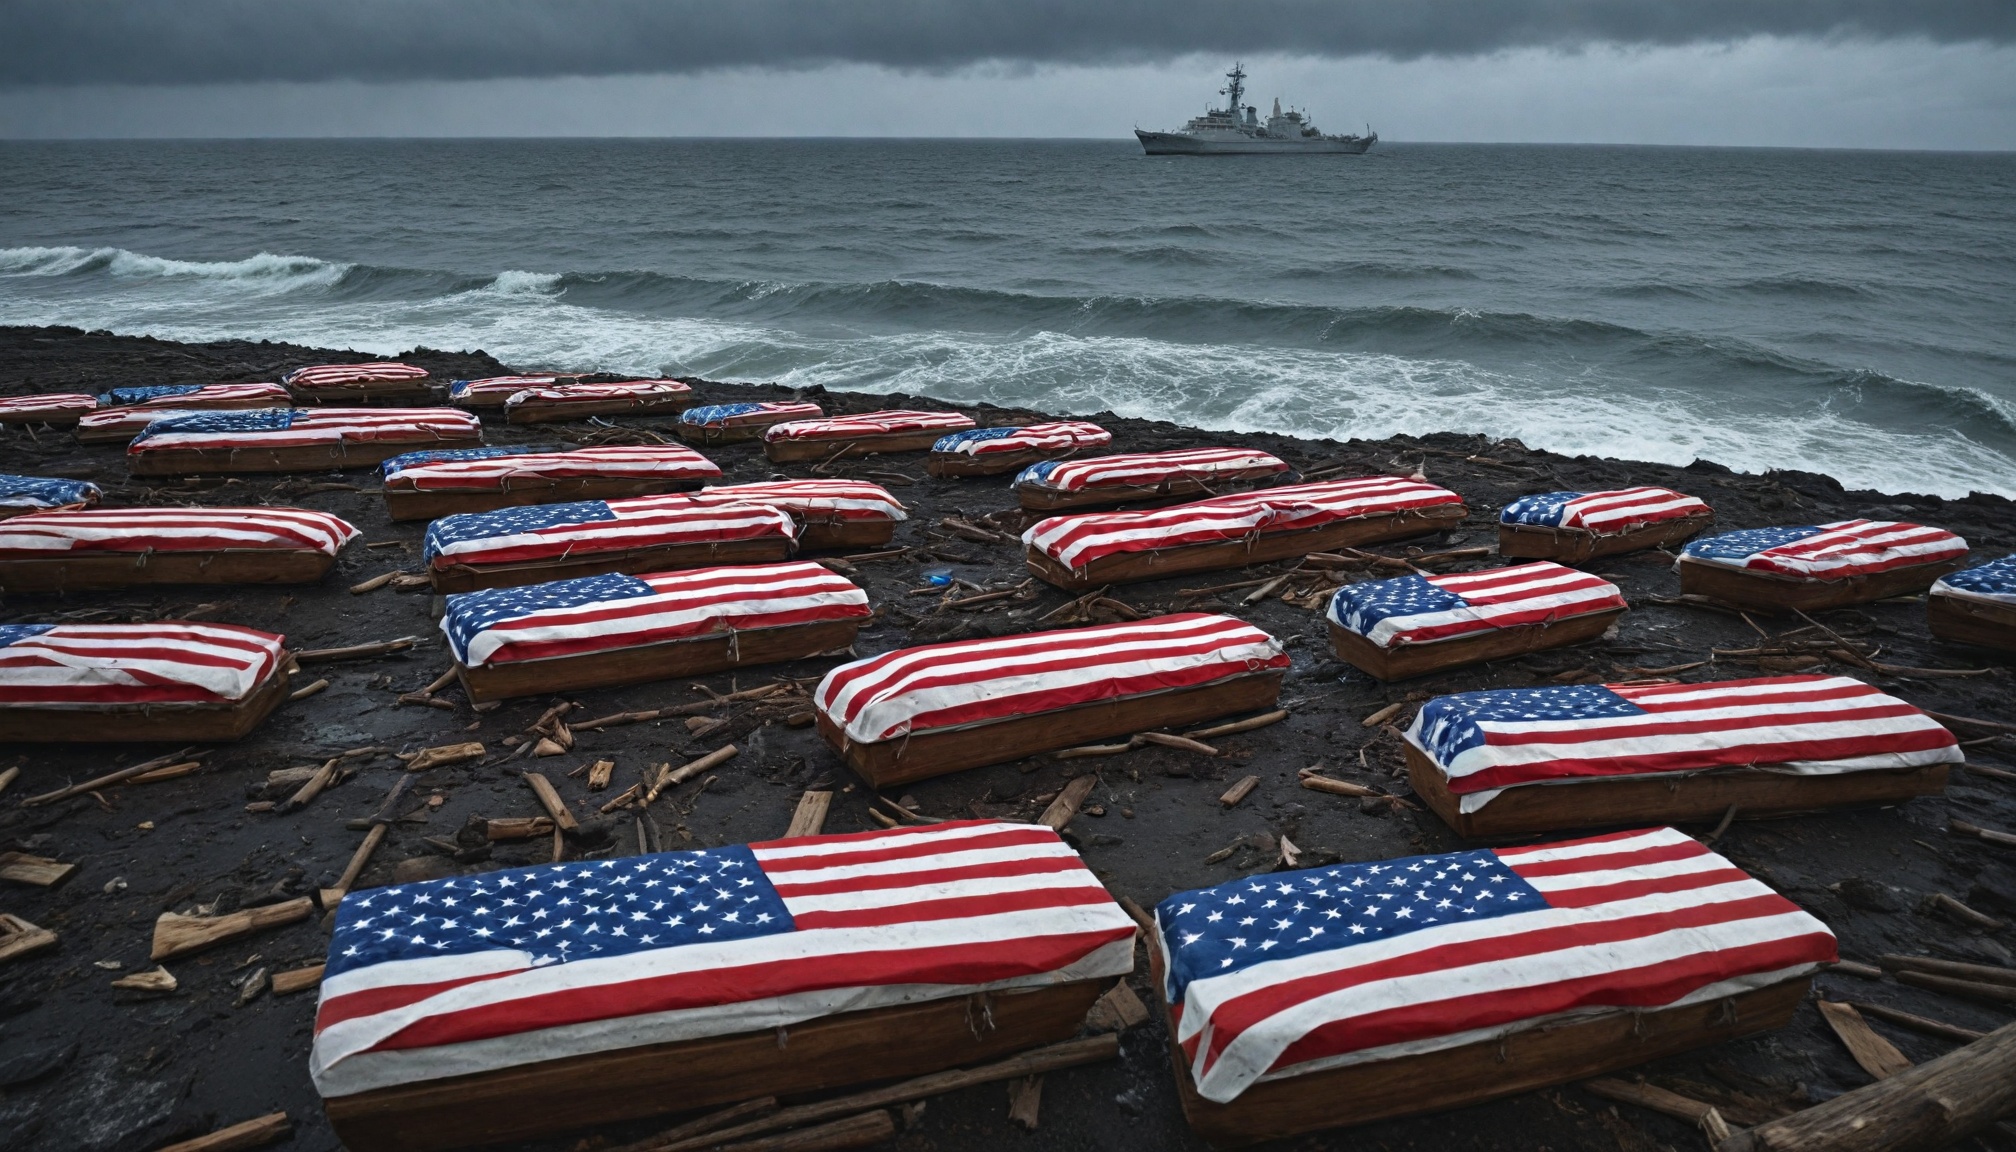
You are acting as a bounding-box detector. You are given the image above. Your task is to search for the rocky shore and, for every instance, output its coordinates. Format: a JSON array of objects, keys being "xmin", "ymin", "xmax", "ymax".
[{"xmin": 1, "ymin": 324, "xmax": 2012, "ymax": 1152}]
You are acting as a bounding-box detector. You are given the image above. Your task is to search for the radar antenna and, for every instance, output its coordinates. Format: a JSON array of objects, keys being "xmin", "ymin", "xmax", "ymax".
[{"xmin": 1219, "ymin": 62, "xmax": 1246, "ymax": 115}]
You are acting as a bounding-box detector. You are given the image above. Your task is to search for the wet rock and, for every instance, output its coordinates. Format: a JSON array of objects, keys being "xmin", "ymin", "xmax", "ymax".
[
  {"xmin": 44, "ymin": 1054, "xmax": 188, "ymax": 1152},
  {"xmin": 0, "ymin": 1040, "xmax": 75, "ymax": 1089},
  {"xmin": 1831, "ymin": 876, "xmax": 1905, "ymax": 913},
  {"xmin": 391, "ymin": 856, "xmax": 459, "ymax": 884},
  {"xmin": 1968, "ymin": 864, "xmax": 2016, "ymax": 917}
]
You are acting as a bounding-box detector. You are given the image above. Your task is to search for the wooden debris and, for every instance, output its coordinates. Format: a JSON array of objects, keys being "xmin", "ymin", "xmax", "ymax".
[
  {"xmin": 129, "ymin": 760, "xmax": 203, "ymax": 784},
  {"xmin": 1894, "ymin": 972, "xmax": 2016, "ymax": 1006},
  {"xmin": 1924, "ymin": 891, "xmax": 2004, "ymax": 930},
  {"xmin": 1846, "ymin": 1001, "xmax": 1984, "ymax": 1043},
  {"xmin": 271, "ymin": 964, "xmax": 324, "ymax": 996},
  {"xmin": 349, "ymin": 570, "xmax": 403, "ymax": 594},
  {"xmin": 0, "ymin": 852, "xmax": 76, "ymax": 887},
  {"xmin": 485, "ymin": 816, "xmax": 555, "ymax": 841},
  {"xmin": 1243, "ymin": 574, "xmax": 1292, "ymax": 604},
  {"xmin": 1133, "ymin": 731, "xmax": 1218, "ymax": 756},
  {"xmin": 605, "ymin": 1099, "xmax": 780, "ymax": 1152},
  {"xmin": 1039, "ymin": 775, "xmax": 1097, "ymax": 831},
  {"xmin": 940, "ymin": 516, "xmax": 1014, "ymax": 544},
  {"xmin": 1219, "ymin": 775, "xmax": 1260, "ymax": 808},
  {"xmin": 110, "ymin": 965, "xmax": 177, "ymax": 993},
  {"xmin": 1877, "ymin": 954, "xmax": 2016, "ymax": 988},
  {"xmin": 402, "ymin": 742, "xmax": 485, "ymax": 772},
  {"xmin": 296, "ymin": 635, "xmax": 421, "ymax": 663},
  {"xmin": 287, "ymin": 678, "xmax": 329, "ymax": 702},
  {"xmin": 151, "ymin": 897, "xmax": 313, "ymax": 962},
  {"xmin": 155, "ymin": 1112, "xmax": 291, "ymax": 1152},
  {"xmin": 1186, "ymin": 709, "xmax": 1289, "ymax": 740},
  {"xmin": 598, "ymin": 782, "xmax": 644, "ymax": 814},
  {"xmin": 572, "ymin": 700, "xmax": 721, "ymax": 730},
  {"xmin": 0, "ymin": 913, "xmax": 58, "ymax": 964},
  {"xmin": 1583, "ymin": 1078, "xmax": 1732, "ymax": 1143},
  {"xmin": 787, "ymin": 791, "xmax": 833, "ymax": 838},
  {"xmin": 1054, "ymin": 741, "xmax": 1134, "ymax": 760},
  {"xmin": 522, "ymin": 771, "xmax": 580, "ymax": 832},
  {"xmin": 641, "ymin": 1035, "xmax": 1118, "ymax": 1152},
  {"xmin": 1117, "ymin": 896, "xmax": 1157, "ymax": 937},
  {"xmin": 714, "ymin": 1110, "xmax": 895, "ymax": 1152},
  {"xmin": 1278, "ymin": 835, "xmax": 1302, "ymax": 868},
  {"xmin": 1927, "ymin": 709, "xmax": 2016, "ymax": 735},
  {"xmin": 647, "ymin": 744, "xmax": 740, "ymax": 804},
  {"xmin": 1361, "ymin": 702, "xmax": 1405, "ymax": 728},
  {"xmin": 532, "ymin": 737, "xmax": 567, "ymax": 757},
  {"xmin": 0, "ymin": 765, "xmax": 17, "ymax": 797},
  {"xmin": 1965, "ymin": 762, "xmax": 2016, "ymax": 783},
  {"xmin": 1083, "ymin": 980, "xmax": 1149, "ymax": 1033},
  {"xmin": 1716, "ymin": 1019, "xmax": 2016, "ymax": 1152},
  {"xmin": 323, "ymin": 825, "xmax": 386, "ymax": 908},
  {"xmin": 1818, "ymin": 1000, "xmax": 1914, "ymax": 1080},
  {"xmin": 20, "ymin": 745, "xmax": 201, "ymax": 807},
  {"xmin": 279, "ymin": 757, "xmax": 342, "ymax": 813},
  {"xmin": 1007, "ymin": 1076, "xmax": 1043, "ymax": 1131},
  {"xmin": 235, "ymin": 966, "xmax": 270, "ymax": 1007},
  {"xmin": 586, "ymin": 759, "xmax": 615, "ymax": 790},
  {"xmin": 1828, "ymin": 960, "xmax": 1885, "ymax": 980},
  {"xmin": 1951, "ymin": 818, "xmax": 2016, "ymax": 848},
  {"xmin": 1298, "ymin": 773, "xmax": 1381, "ymax": 798},
  {"xmin": 869, "ymin": 794, "xmax": 942, "ymax": 825}
]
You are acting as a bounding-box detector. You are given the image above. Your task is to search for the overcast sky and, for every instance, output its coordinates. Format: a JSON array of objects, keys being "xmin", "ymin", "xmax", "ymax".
[{"xmin": 2, "ymin": 1, "xmax": 2011, "ymax": 147}]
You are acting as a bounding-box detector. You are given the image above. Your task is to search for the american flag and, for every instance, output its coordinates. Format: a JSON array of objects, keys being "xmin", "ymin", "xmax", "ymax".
[
  {"xmin": 442, "ymin": 562, "xmax": 871, "ymax": 668},
  {"xmin": 762, "ymin": 410, "xmax": 975, "ymax": 442},
  {"xmin": 0, "ymin": 474, "xmax": 101, "ymax": 513},
  {"xmin": 128, "ymin": 407, "xmax": 482, "ymax": 453},
  {"xmin": 0, "ymin": 622, "xmax": 286, "ymax": 707},
  {"xmin": 0, "ymin": 393, "xmax": 96, "ymax": 422},
  {"xmin": 1935, "ymin": 554, "xmax": 2016, "ymax": 605},
  {"xmin": 1024, "ymin": 477, "xmax": 1466, "ymax": 574},
  {"xmin": 1327, "ymin": 562, "xmax": 1625, "ymax": 649},
  {"xmin": 816, "ymin": 613, "xmax": 1286, "ymax": 746},
  {"xmin": 380, "ymin": 445, "xmax": 552, "ymax": 478},
  {"xmin": 448, "ymin": 376, "xmax": 561, "ymax": 404},
  {"xmin": 502, "ymin": 380, "xmax": 692, "ymax": 409},
  {"xmin": 1406, "ymin": 674, "xmax": 1961, "ymax": 808},
  {"xmin": 679, "ymin": 402, "xmax": 824, "ymax": 431},
  {"xmin": 1499, "ymin": 487, "xmax": 1709, "ymax": 534},
  {"xmin": 384, "ymin": 445, "xmax": 721, "ymax": 491},
  {"xmin": 1157, "ymin": 826, "xmax": 1837, "ymax": 1103},
  {"xmin": 1680, "ymin": 520, "xmax": 1968, "ymax": 580},
  {"xmin": 422, "ymin": 494, "xmax": 796, "ymax": 571},
  {"xmin": 308, "ymin": 821, "xmax": 1137, "ymax": 1098},
  {"xmin": 696, "ymin": 479, "xmax": 907, "ymax": 526},
  {"xmin": 1014, "ymin": 447, "xmax": 1289, "ymax": 494},
  {"xmin": 0, "ymin": 506, "xmax": 358, "ymax": 557},
  {"xmin": 95, "ymin": 382, "xmax": 290, "ymax": 409},
  {"xmin": 932, "ymin": 422, "xmax": 1111, "ymax": 457},
  {"xmin": 282, "ymin": 363, "xmax": 431, "ymax": 391}
]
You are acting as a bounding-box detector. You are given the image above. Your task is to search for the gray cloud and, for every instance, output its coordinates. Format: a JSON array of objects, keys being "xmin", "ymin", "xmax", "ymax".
[{"xmin": 4, "ymin": 1, "xmax": 2013, "ymax": 87}]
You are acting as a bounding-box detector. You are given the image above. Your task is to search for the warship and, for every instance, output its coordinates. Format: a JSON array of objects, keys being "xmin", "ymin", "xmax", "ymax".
[{"xmin": 1135, "ymin": 63, "xmax": 1376, "ymax": 155}]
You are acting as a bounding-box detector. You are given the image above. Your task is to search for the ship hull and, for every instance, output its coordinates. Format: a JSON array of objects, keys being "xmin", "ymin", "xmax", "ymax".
[{"xmin": 1135, "ymin": 130, "xmax": 1375, "ymax": 155}]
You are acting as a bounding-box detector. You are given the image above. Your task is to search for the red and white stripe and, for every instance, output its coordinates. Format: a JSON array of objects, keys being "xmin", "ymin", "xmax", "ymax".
[
  {"xmin": 125, "ymin": 382, "xmax": 290, "ymax": 409},
  {"xmin": 1330, "ymin": 563, "xmax": 1625, "ymax": 648},
  {"xmin": 1014, "ymin": 448, "xmax": 1288, "ymax": 492},
  {"xmin": 1694, "ymin": 520, "xmax": 1969, "ymax": 580},
  {"xmin": 1411, "ymin": 675, "xmax": 1961, "ymax": 802},
  {"xmin": 0, "ymin": 506, "xmax": 358, "ymax": 556},
  {"xmin": 1025, "ymin": 477, "xmax": 1466, "ymax": 572},
  {"xmin": 763, "ymin": 410, "xmax": 976, "ymax": 442},
  {"xmin": 308, "ymin": 821, "xmax": 1135, "ymax": 1098},
  {"xmin": 128, "ymin": 408, "xmax": 480, "ymax": 453},
  {"xmin": 450, "ymin": 376, "xmax": 562, "ymax": 404},
  {"xmin": 685, "ymin": 401, "xmax": 823, "ymax": 428},
  {"xmin": 503, "ymin": 380, "xmax": 692, "ymax": 408},
  {"xmin": 943, "ymin": 422, "xmax": 1111, "ymax": 457},
  {"xmin": 1166, "ymin": 827, "xmax": 1836, "ymax": 1102},
  {"xmin": 815, "ymin": 613, "xmax": 1287, "ymax": 745},
  {"xmin": 0, "ymin": 394, "xmax": 96, "ymax": 422},
  {"xmin": 451, "ymin": 562, "xmax": 872, "ymax": 668},
  {"xmin": 0, "ymin": 623, "xmax": 285, "ymax": 707},
  {"xmin": 1553, "ymin": 488, "xmax": 1709, "ymax": 533},
  {"xmin": 283, "ymin": 363, "xmax": 431, "ymax": 390},
  {"xmin": 427, "ymin": 494, "xmax": 796, "ymax": 570},
  {"xmin": 386, "ymin": 446, "xmax": 721, "ymax": 491},
  {"xmin": 696, "ymin": 479, "xmax": 907, "ymax": 525}
]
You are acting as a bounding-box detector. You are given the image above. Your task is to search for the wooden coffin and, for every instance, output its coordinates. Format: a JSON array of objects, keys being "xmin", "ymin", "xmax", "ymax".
[
  {"xmin": 0, "ymin": 506, "xmax": 357, "ymax": 592},
  {"xmin": 1027, "ymin": 504, "xmax": 1467, "ymax": 591},
  {"xmin": 923, "ymin": 423, "xmax": 1112, "ymax": 478},
  {"xmin": 0, "ymin": 477, "xmax": 100, "ymax": 521},
  {"xmin": 127, "ymin": 408, "xmax": 485, "ymax": 476},
  {"xmin": 1406, "ymin": 743, "xmax": 1949, "ymax": 839},
  {"xmin": 694, "ymin": 481, "xmax": 907, "ymax": 553},
  {"xmin": 431, "ymin": 537, "xmax": 795, "ymax": 594},
  {"xmin": 1928, "ymin": 590, "xmax": 2016, "ymax": 653},
  {"xmin": 675, "ymin": 402, "xmax": 826, "ymax": 445},
  {"xmin": 288, "ymin": 382, "xmax": 437, "ymax": 405},
  {"xmin": 1151, "ymin": 943, "xmax": 1808, "ymax": 1148},
  {"xmin": 283, "ymin": 362, "xmax": 435, "ymax": 405},
  {"xmin": 0, "ymin": 664, "xmax": 291, "ymax": 743},
  {"xmin": 503, "ymin": 381, "xmax": 696, "ymax": 424},
  {"xmin": 765, "ymin": 428, "xmax": 953, "ymax": 462},
  {"xmin": 1498, "ymin": 512, "xmax": 1713, "ymax": 563},
  {"xmin": 1330, "ymin": 609, "xmax": 1622, "ymax": 681},
  {"xmin": 386, "ymin": 478, "xmax": 692, "ymax": 522},
  {"xmin": 1015, "ymin": 448, "xmax": 1292, "ymax": 512},
  {"xmin": 132, "ymin": 439, "xmax": 477, "ymax": 476},
  {"xmin": 0, "ymin": 549, "xmax": 339, "ymax": 593},
  {"xmin": 761, "ymin": 412, "xmax": 976, "ymax": 463},
  {"xmin": 0, "ymin": 394, "xmax": 96, "ymax": 427},
  {"xmin": 1677, "ymin": 555, "xmax": 1965, "ymax": 613},
  {"xmin": 447, "ymin": 375, "xmax": 564, "ymax": 409},
  {"xmin": 462, "ymin": 617, "xmax": 860, "ymax": 702},
  {"xmin": 798, "ymin": 520, "xmax": 897, "ymax": 550},
  {"xmin": 325, "ymin": 980, "xmax": 1103, "ymax": 1152}
]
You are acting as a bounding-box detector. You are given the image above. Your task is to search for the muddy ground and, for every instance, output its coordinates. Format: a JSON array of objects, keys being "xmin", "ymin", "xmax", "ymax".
[{"xmin": 0, "ymin": 324, "xmax": 2013, "ymax": 1152}]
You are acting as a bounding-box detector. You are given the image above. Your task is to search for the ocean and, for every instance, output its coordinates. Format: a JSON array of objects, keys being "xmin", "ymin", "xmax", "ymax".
[{"xmin": 1, "ymin": 138, "xmax": 2012, "ymax": 497}]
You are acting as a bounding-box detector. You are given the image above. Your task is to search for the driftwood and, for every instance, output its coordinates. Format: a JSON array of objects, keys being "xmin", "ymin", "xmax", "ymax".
[
  {"xmin": 1924, "ymin": 892, "xmax": 2004, "ymax": 930},
  {"xmin": 711, "ymin": 1110, "xmax": 895, "ymax": 1152},
  {"xmin": 1817, "ymin": 1001, "xmax": 1913, "ymax": 1080},
  {"xmin": 109, "ymin": 966, "xmax": 177, "ymax": 993},
  {"xmin": 1083, "ymin": 981, "xmax": 1150, "ymax": 1034},
  {"xmin": 1186, "ymin": 710, "xmax": 1288, "ymax": 740},
  {"xmin": 0, "ymin": 852, "xmax": 76, "ymax": 887},
  {"xmin": 155, "ymin": 1112, "xmax": 291, "ymax": 1152},
  {"xmin": 1894, "ymin": 971, "xmax": 2016, "ymax": 1007},
  {"xmin": 296, "ymin": 635, "xmax": 421, "ymax": 663},
  {"xmin": 0, "ymin": 765, "xmax": 16, "ymax": 797},
  {"xmin": 606, "ymin": 1098, "xmax": 780, "ymax": 1152},
  {"xmin": 1360, "ymin": 702, "xmax": 1405, "ymax": 728},
  {"xmin": 1133, "ymin": 731, "xmax": 1218, "ymax": 756},
  {"xmin": 0, "ymin": 913, "xmax": 57, "ymax": 964},
  {"xmin": 287, "ymin": 678, "xmax": 329, "ymax": 701},
  {"xmin": 1582, "ymin": 1078, "xmax": 1732, "ymax": 1143},
  {"xmin": 1219, "ymin": 775, "xmax": 1260, "ymax": 808},
  {"xmin": 20, "ymin": 746, "xmax": 200, "ymax": 806},
  {"xmin": 279, "ymin": 757, "xmax": 342, "ymax": 813},
  {"xmin": 271, "ymin": 964, "xmax": 325, "ymax": 996},
  {"xmin": 1718, "ymin": 1019, "xmax": 2016, "ymax": 1152},
  {"xmin": 523, "ymin": 772, "xmax": 580, "ymax": 832},
  {"xmin": 485, "ymin": 816, "xmax": 556, "ymax": 841},
  {"xmin": 1877, "ymin": 954, "xmax": 2016, "ymax": 988},
  {"xmin": 1951, "ymin": 818, "xmax": 2016, "ymax": 848},
  {"xmin": 1039, "ymin": 776, "xmax": 1097, "ymax": 831},
  {"xmin": 1847, "ymin": 1001, "xmax": 1984, "ymax": 1043},
  {"xmin": 786, "ymin": 791, "xmax": 832, "ymax": 838},
  {"xmin": 400, "ymin": 742, "xmax": 485, "ymax": 772},
  {"xmin": 647, "ymin": 744, "xmax": 740, "ymax": 803},
  {"xmin": 151, "ymin": 896, "xmax": 313, "ymax": 961}
]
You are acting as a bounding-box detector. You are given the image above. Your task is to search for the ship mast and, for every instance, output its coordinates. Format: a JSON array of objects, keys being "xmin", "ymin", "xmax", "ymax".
[{"xmin": 1219, "ymin": 62, "xmax": 1246, "ymax": 117}]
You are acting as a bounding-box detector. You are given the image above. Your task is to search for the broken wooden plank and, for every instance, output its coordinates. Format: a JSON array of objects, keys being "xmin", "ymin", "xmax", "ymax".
[
  {"xmin": 786, "ymin": 791, "xmax": 833, "ymax": 838},
  {"xmin": 128, "ymin": 760, "xmax": 204, "ymax": 785},
  {"xmin": 0, "ymin": 913, "xmax": 57, "ymax": 964},
  {"xmin": 1361, "ymin": 702, "xmax": 1405, "ymax": 728},
  {"xmin": 1951, "ymin": 818, "xmax": 2016, "ymax": 848},
  {"xmin": 296, "ymin": 636, "xmax": 421, "ymax": 664},
  {"xmin": 605, "ymin": 1099, "xmax": 780, "ymax": 1152},
  {"xmin": 485, "ymin": 816, "xmax": 556, "ymax": 841},
  {"xmin": 1847, "ymin": 1001, "xmax": 1984, "ymax": 1044},
  {"xmin": 1878, "ymin": 954, "xmax": 2016, "ymax": 989},
  {"xmin": 1894, "ymin": 971, "xmax": 2016, "ymax": 1007},
  {"xmin": 1717, "ymin": 1020, "xmax": 2016, "ymax": 1152},
  {"xmin": 1218, "ymin": 775, "xmax": 1260, "ymax": 808},
  {"xmin": 1132, "ymin": 731, "xmax": 1218, "ymax": 756},
  {"xmin": 1007, "ymin": 1076, "xmax": 1043, "ymax": 1131},
  {"xmin": 155, "ymin": 1112, "xmax": 291, "ymax": 1152},
  {"xmin": 1583, "ymin": 1078, "xmax": 1731, "ymax": 1142},
  {"xmin": 646, "ymin": 744, "xmax": 739, "ymax": 804},
  {"xmin": 1083, "ymin": 980, "xmax": 1149, "ymax": 1034},
  {"xmin": 714, "ymin": 1110, "xmax": 894, "ymax": 1152},
  {"xmin": 1039, "ymin": 775, "xmax": 1097, "ymax": 832},
  {"xmin": 279, "ymin": 757, "xmax": 341, "ymax": 813},
  {"xmin": 0, "ymin": 765, "xmax": 17, "ymax": 798},
  {"xmin": 1298, "ymin": 774, "xmax": 1381, "ymax": 798},
  {"xmin": 287, "ymin": 678, "xmax": 330, "ymax": 702},
  {"xmin": 1818, "ymin": 1000, "xmax": 1914, "ymax": 1080},
  {"xmin": 401, "ymin": 742, "xmax": 485, "ymax": 772},
  {"xmin": 0, "ymin": 852, "xmax": 76, "ymax": 888},
  {"xmin": 586, "ymin": 759, "xmax": 615, "ymax": 791},
  {"xmin": 1185, "ymin": 709, "xmax": 1289, "ymax": 740},
  {"xmin": 151, "ymin": 896, "xmax": 314, "ymax": 962},
  {"xmin": 321, "ymin": 824, "xmax": 387, "ymax": 908},
  {"xmin": 271, "ymin": 964, "xmax": 325, "ymax": 996},
  {"xmin": 20, "ymin": 746, "xmax": 200, "ymax": 807},
  {"xmin": 1925, "ymin": 892, "xmax": 2004, "ymax": 930},
  {"xmin": 522, "ymin": 771, "xmax": 580, "ymax": 832}
]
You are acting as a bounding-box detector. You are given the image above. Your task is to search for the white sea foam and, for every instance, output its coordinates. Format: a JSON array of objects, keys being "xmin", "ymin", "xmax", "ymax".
[
  {"xmin": 476, "ymin": 270, "xmax": 563, "ymax": 297},
  {"xmin": 0, "ymin": 245, "xmax": 349, "ymax": 291}
]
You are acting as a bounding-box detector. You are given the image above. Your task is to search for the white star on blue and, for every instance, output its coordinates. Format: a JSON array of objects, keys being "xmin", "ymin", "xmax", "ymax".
[
  {"xmin": 422, "ymin": 499, "xmax": 616, "ymax": 562},
  {"xmin": 1498, "ymin": 491, "xmax": 1585, "ymax": 527},
  {"xmin": 0, "ymin": 474, "xmax": 100, "ymax": 509},
  {"xmin": 441, "ymin": 572, "xmax": 657, "ymax": 660},
  {"xmin": 97, "ymin": 384, "xmax": 201, "ymax": 405},
  {"xmin": 1943, "ymin": 554, "xmax": 2016, "ymax": 598},
  {"xmin": 381, "ymin": 444, "xmax": 550, "ymax": 479},
  {"xmin": 1014, "ymin": 460, "xmax": 1067, "ymax": 485},
  {"xmin": 0, "ymin": 624, "xmax": 57, "ymax": 648},
  {"xmin": 680, "ymin": 403, "xmax": 772, "ymax": 426},
  {"xmin": 1416, "ymin": 684, "xmax": 1644, "ymax": 763},
  {"xmin": 130, "ymin": 408, "xmax": 294, "ymax": 443},
  {"xmin": 1328, "ymin": 574, "xmax": 1467, "ymax": 636},
  {"xmin": 932, "ymin": 426, "xmax": 1022, "ymax": 452},
  {"xmin": 1682, "ymin": 525, "xmax": 1823, "ymax": 562}
]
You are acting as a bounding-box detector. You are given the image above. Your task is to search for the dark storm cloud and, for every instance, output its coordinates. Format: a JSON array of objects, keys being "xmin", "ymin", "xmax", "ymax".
[{"xmin": 3, "ymin": 1, "xmax": 2012, "ymax": 87}]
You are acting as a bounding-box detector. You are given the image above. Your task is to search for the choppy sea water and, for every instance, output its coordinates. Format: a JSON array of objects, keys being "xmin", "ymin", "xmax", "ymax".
[{"xmin": 1, "ymin": 139, "xmax": 2011, "ymax": 497}]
